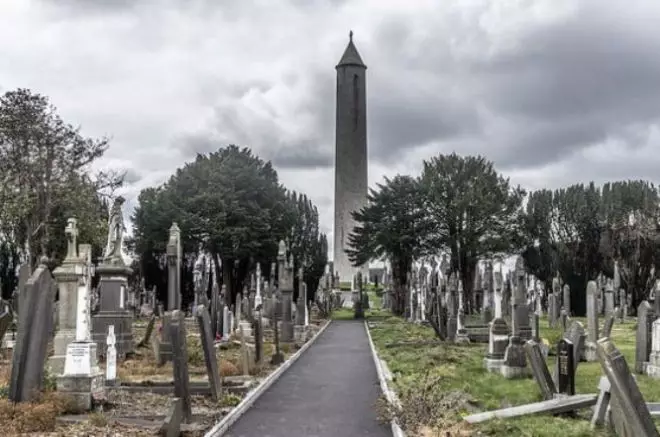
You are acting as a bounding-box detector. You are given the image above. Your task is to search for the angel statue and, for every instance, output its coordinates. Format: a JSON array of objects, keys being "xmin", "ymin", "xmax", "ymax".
[{"xmin": 103, "ymin": 196, "xmax": 126, "ymax": 263}]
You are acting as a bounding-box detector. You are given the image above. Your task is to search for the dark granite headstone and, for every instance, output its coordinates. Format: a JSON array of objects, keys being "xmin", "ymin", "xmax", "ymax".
[{"xmin": 556, "ymin": 339, "xmax": 575, "ymax": 396}]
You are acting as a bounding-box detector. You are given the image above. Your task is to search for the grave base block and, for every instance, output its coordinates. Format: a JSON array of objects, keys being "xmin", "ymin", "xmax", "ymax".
[
  {"xmin": 500, "ymin": 364, "xmax": 530, "ymax": 379},
  {"xmin": 646, "ymin": 363, "xmax": 660, "ymax": 379},
  {"xmin": 455, "ymin": 329, "xmax": 470, "ymax": 344},
  {"xmin": 57, "ymin": 372, "xmax": 105, "ymax": 412},
  {"xmin": 584, "ymin": 342, "xmax": 598, "ymax": 362},
  {"xmin": 484, "ymin": 357, "xmax": 505, "ymax": 373},
  {"xmin": 294, "ymin": 325, "xmax": 312, "ymax": 344}
]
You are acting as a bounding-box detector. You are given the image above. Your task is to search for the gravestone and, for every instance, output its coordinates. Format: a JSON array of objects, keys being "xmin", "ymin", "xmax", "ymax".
[
  {"xmin": 590, "ymin": 376, "xmax": 611, "ymax": 429},
  {"xmin": 596, "ymin": 338, "xmax": 659, "ymax": 437},
  {"xmin": 601, "ymin": 314, "xmax": 615, "ymax": 339},
  {"xmin": 549, "ymin": 277, "xmax": 561, "ymax": 328},
  {"xmin": 56, "ymin": 242, "xmax": 104, "ymax": 411},
  {"xmin": 254, "ymin": 310, "xmax": 264, "ymax": 367},
  {"xmin": 645, "ymin": 318, "xmax": 660, "ymax": 379},
  {"xmin": 159, "ymin": 398, "xmax": 183, "ymax": 437},
  {"xmin": 455, "ymin": 280, "xmax": 470, "ymax": 343},
  {"xmin": 92, "ymin": 201, "xmax": 134, "ymax": 359},
  {"xmin": 277, "ymin": 241, "xmax": 294, "ymax": 343},
  {"xmin": 195, "ymin": 305, "xmax": 221, "ymax": 401},
  {"xmin": 566, "ymin": 321, "xmax": 586, "ymax": 365},
  {"xmin": 157, "ymin": 223, "xmax": 182, "ymax": 364},
  {"xmin": 562, "ymin": 284, "xmax": 571, "ymax": 316},
  {"xmin": 270, "ymin": 300, "xmax": 285, "ymax": 365},
  {"xmin": 0, "ymin": 310, "xmax": 11, "ymax": 349},
  {"xmin": 513, "ymin": 257, "xmax": 532, "ymax": 341},
  {"xmin": 524, "ymin": 340, "xmax": 556, "ymax": 400},
  {"xmin": 604, "ymin": 280, "xmax": 615, "ymax": 316},
  {"xmin": 10, "ymin": 260, "xmax": 56, "ymax": 402},
  {"xmin": 50, "ymin": 218, "xmax": 85, "ymax": 374},
  {"xmin": 137, "ymin": 315, "xmax": 157, "ymax": 348},
  {"xmin": 169, "ymin": 311, "xmax": 192, "ymax": 423},
  {"xmin": 556, "ymin": 339, "xmax": 575, "ymax": 396},
  {"xmin": 531, "ymin": 312, "xmax": 540, "ymax": 343},
  {"xmin": 635, "ymin": 301, "xmax": 655, "ymax": 374},
  {"xmin": 500, "ymin": 258, "xmax": 528, "ymax": 379},
  {"xmin": 106, "ymin": 325, "xmax": 117, "ymax": 385},
  {"xmin": 585, "ymin": 280, "xmax": 599, "ymax": 362},
  {"xmin": 619, "ymin": 289, "xmax": 627, "ymax": 322}
]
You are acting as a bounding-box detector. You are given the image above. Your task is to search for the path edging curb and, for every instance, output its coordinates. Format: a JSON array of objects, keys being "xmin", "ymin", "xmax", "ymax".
[
  {"xmin": 364, "ymin": 320, "xmax": 406, "ymax": 437},
  {"xmin": 204, "ymin": 319, "xmax": 333, "ymax": 437}
]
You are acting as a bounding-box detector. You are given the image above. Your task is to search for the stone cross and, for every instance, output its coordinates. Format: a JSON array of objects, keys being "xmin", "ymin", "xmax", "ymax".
[{"xmin": 166, "ymin": 222, "xmax": 182, "ymax": 311}]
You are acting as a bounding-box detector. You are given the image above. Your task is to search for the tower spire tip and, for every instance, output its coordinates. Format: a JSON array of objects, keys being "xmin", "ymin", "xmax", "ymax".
[{"xmin": 349, "ymin": 30, "xmax": 353, "ymax": 41}]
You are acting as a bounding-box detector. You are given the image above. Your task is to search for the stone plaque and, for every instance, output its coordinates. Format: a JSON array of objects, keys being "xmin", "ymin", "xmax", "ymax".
[{"xmin": 64, "ymin": 342, "xmax": 93, "ymax": 375}]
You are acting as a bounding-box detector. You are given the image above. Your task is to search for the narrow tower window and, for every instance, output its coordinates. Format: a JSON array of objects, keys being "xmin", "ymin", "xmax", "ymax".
[{"xmin": 353, "ymin": 74, "xmax": 359, "ymax": 131}]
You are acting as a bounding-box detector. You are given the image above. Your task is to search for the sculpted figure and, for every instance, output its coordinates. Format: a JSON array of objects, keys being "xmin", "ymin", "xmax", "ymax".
[{"xmin": 104, "ymin": 196, "xmax": 126, "ymax": 262}]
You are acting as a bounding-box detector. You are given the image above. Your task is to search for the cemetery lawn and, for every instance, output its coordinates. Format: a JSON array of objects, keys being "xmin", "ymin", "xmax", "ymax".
[{"xmin": 368, "ymin": 315, "xmax": 660, "ymax": 437}]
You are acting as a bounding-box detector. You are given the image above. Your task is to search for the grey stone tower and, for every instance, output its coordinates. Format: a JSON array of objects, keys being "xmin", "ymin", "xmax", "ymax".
[{"xmin": 333, "ymin": 31, "xmax": 368, "ymax": 284}]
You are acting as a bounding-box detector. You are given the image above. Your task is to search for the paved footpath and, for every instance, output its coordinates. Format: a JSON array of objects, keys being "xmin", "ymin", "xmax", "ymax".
[{"xmin": 225, "ymin": 320, "xmax": 393, "ymax": 437}]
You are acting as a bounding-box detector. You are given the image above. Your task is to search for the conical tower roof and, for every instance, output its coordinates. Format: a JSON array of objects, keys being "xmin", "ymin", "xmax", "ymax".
[{"xmin": 336, "ymin": 31, "xmax": 366, "ymax": 69}]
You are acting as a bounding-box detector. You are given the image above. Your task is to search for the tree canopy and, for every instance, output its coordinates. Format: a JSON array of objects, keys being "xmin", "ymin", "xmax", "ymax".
[
  {"xmin": 130, "ymin": 145, "xmax": 327, "ymax": 307},
  {"xmin": 0, "ymin": 88, "xmax": 120, "ymax": 297}
]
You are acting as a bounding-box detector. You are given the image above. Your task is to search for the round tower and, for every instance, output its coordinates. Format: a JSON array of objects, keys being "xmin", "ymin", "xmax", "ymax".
[{"xmin": 333, "ymin": 31, "xmax": 369, "ymax": 285}]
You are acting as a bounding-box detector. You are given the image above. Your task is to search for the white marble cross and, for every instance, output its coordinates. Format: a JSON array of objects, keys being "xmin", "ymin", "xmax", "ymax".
[{"xmin": 106, "ymin": 325, "xmax": 117, "ymax": 381}]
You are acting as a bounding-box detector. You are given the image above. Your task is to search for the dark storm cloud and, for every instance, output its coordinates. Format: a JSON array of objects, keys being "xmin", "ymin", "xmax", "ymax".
[{"xmin": 356, "ymin": 1, "xmax": 660, "ymax": 170}]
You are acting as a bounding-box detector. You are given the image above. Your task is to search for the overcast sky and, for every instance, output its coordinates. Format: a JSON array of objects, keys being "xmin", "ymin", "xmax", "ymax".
[{"xmin": 2, "ymin": 0, "xmax": 660, "ymax": 260}]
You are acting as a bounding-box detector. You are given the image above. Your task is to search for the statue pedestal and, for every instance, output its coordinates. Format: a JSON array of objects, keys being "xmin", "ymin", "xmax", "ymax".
[{"xmin": 92, "ymin": 263, "xmax": 134, "ymax": 359}]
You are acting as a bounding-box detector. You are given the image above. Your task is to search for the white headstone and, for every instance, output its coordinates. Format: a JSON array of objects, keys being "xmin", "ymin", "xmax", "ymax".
[
  {"xmin": 119, "ymin": 285, "xmax": 125, "ymax": 309},
  {"xmin": 255, "ymin": 263, "xmax": 263, "ymax": 309},
  {"xmin": 106, "ymin": 325, "xmax": 117, "ymax": 381}
]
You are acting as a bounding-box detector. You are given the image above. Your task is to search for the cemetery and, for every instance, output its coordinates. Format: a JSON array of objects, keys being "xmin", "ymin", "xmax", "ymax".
[
  {"xmin": 2, "ymin": 14, "xmax": 660, "ymax": 437},
  {"xmin": 0, "ymin": 208, "xmax": 333, "ymax": 435},
  {"xmin": 364, "ymin": 257, "xmax": 660, "ymax": 437}
]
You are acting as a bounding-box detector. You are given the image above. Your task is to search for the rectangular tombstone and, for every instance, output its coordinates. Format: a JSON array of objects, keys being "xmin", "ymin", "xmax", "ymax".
[
  {"xmin": 635, "ymin": 301, "xmax": 655, "ymax": 374},
  {"xmin": 9, "ymin": 264, "xmax": 56, "ymax": 402},
  {"xmin": 169, "ymin": 313, "xmax": 192, "ymax": 423},
  {"xmin": 524, "ymin": 340, "xmax": 556, "ymax": 400},
  {"xmin": 601, "ymin": 314, "xmax": 615, "ymax": 339},
  {"xmin": 556, "ymin": 339, "xmax": 575, "ymax": 396},
  {"xmin": 195, "ymin": 305, "xmax": 221, "ymax": 401},
  {"xmin": 586, "ymin": 281, "xmax": 599, "ymax": 343},
  {"xmin": 596, "ymin": 338, "xmax": 659, "ymax": 437}
]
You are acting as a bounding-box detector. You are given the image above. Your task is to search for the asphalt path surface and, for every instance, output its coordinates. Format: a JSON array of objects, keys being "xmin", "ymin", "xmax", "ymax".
[{"xmin": 225, "ymin": 320, "xmax": 392, "ymax": 437}]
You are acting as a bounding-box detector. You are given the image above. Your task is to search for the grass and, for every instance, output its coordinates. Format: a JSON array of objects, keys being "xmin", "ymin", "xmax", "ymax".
[
  {"xmin": 368, "ymin": 313, "xmax": 660, "ymax": 436},
  {"xmin": 331, "ymin": 290, "xmax": 388, "ymax": 320}
]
